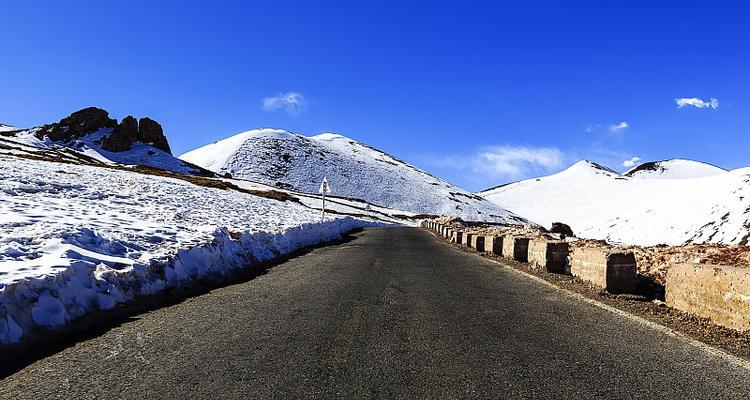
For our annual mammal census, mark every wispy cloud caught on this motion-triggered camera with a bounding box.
[418,145,565,188]
[470,145,564,180]
[608,121,629,132]
[588,121,629,133]
[262,92,306,116]
[675,97,719,109]
[586,124,601,133]
[622,156,641,167]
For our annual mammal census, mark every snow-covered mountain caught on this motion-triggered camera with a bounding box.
[479,160,750,246]
[181,129,526,223]
[0,123,17,132]
[624,159,727,179]
[2,108,208,176]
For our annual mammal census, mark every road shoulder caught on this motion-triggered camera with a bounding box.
[423,228,750,366]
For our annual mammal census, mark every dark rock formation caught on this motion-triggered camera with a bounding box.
[101,116,139,152]
[33,107,172,155]
[138,117,171,154]
[36,107,117,141]
[549,222,575,237]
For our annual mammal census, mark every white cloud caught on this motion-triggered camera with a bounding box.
[675,97,719,109]
[588,121,629,133]
[622,156,641,168]
[262,92,306,116]
[586,124,601,133]
[608,121,629,132]
[471,145,564,180]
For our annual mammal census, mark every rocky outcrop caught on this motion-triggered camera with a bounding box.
[36,107,172,155]
[35,107,117,141]
[549,222,575,237]
[101,116,139,152]
[101,116,171,154]
[138,117,171,154]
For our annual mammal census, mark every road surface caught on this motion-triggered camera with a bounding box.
[1,227,749,399]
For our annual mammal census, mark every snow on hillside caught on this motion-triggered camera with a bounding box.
[6,126,204,176]
[2,108,209,176]
[624,159,726,179]
[0,154,378,345]
[0,124,17,132]
[180,129,526,224]
[480,160,750,246]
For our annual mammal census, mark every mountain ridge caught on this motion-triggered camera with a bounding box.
[181,128,526,223]
[480,159,750,246]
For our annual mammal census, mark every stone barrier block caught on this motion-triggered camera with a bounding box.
[502,236,530,262]
[570,247,636,294]
[666,264,750,332]
[470,235,486,252]
[462,232,473,247]
[484,235,503,255]
[528,239,570,274]
[452,231,463,244]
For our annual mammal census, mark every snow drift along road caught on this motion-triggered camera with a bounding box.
[480,159,750,246]
[0,155,378,346]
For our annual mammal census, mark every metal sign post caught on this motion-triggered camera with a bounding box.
[319,177,331,221]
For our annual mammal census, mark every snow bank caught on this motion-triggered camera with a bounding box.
[0,218,371,345]
[0,155,378,345]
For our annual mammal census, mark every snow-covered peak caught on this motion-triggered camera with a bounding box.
[180,128,296,173]
[0,123,17,132]
[180,128,526,224]
[559,160,620,177]
[730,167,750,176]
[480,158,750,246]
[624,159,726,179]
[311,132,349,141]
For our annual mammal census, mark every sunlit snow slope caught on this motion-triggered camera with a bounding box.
[480,160,750,246]
[624,159,726,179]
[181,129,525,223]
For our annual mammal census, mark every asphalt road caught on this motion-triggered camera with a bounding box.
[2,227,750,399]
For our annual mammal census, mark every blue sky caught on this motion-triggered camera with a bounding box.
[1,1,748,191]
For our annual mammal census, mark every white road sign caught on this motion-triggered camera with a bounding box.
[319,177,331,194]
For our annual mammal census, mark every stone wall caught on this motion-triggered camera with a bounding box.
[666,263,750,332]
